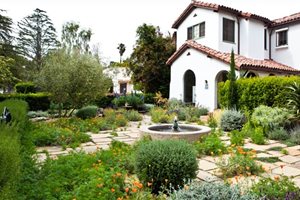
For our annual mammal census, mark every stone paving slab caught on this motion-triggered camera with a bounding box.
[244,143,287,151]
[267,151,285,157]
[92,138,112,143]
[201,156,218,163]
[80,146,98,154]
[279,155,300,164]
[36,146,64,153]
[256,153,274,158]
[198,159,218,171]
[91,133,111,139]
[286,145,300,150]
[285,148,300,156]
[197,170,220,182]
[256,161,277,171]
[80,142,96,147]
[292,177,300,188]
[36,153,47,163]
[272,166,300,177]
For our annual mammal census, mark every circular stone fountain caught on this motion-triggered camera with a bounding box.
[141,124,211,142]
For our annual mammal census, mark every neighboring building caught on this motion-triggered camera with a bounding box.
[167,1,300,111]
[103,67,134,95]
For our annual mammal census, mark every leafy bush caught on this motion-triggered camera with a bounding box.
[171,181,257,200]
[207,114,218,129]
[251,105,292,133]
[290,126,300,145]
[94,95,114,108]
[135,140,198,194]
[250,127,266,145]
[251,176,300,199]
[230,130,245,146]
[218,76,300,112]
[220,110,245,131]
[0,92,50,111]
[15,82,36,94]
[75,105,98,119]
[268,128,290,140]
[194,133,227,156]
[143,93,155,104]
[150,107,174,123]
[125,110,142,121]
[112,95,144,109]
[286,81,300,120]
[218,147,263,178]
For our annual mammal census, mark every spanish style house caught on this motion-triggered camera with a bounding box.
[167,1,300,111]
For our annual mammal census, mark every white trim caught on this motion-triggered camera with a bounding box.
[275,27,289,32]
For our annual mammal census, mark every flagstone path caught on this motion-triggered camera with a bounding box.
[35,115,300,188]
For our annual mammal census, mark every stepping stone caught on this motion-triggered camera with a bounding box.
[287,145,300,150]
[97,144,110,150]
[198,159,218,171]
[292,177,300,188]
[256,161,277,173]
[201,156,218,163]
[125,132,140,138]
[197,170,220,182]
[272,166,300,177]
[49,150,69,156]
[291,161,300,170]
[36,153,47,163]
[92,138,112,143]
[284,148,300,156]
[112,136,129,140]
[114,138,136,142]
[256,153,274,158]
[91,133,111,139]
[267,151,285,157]
[220,136,230,141]
[81,146,98,154]
[244,143,286,151]
[36,146,64,153]
[268,140,280,144]
[80,142,95,147]
[279,155,300,164]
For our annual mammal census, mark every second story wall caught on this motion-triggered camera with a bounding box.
[176,8,219,50]
[271,24,300,70]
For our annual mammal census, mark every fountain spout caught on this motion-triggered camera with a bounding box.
[173,116,179,131]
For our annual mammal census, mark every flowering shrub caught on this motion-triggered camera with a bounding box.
[217,146,263,178]
[194,133,227,156]
[251,176,299,199]
[150,107,174,123]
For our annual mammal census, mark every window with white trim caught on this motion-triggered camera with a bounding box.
[187,22,205,40]
[223,18,235,43]
[276,29,288,47]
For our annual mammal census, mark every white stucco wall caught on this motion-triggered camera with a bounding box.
[271,24,300,70]
[176,8,219,50]
[247,20,265,60]
[218,12,238,53]
[169,48,239,111]
[103,67,133,94]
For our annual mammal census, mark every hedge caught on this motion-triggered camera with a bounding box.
[0,93,51,111]
[218,76,300,112]
[14,82,36,94]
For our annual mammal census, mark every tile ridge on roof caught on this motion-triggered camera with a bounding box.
[271,12,300,26]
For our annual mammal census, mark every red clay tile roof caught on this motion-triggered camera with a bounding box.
[172,1,271,29]
[271,12,300,27]
[167,40,300,74]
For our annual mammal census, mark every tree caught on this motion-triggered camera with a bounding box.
[0,56,18,92]
[37,49,111,116]
[129,24,175,97]
[117,43,126,63]
[0,10,13,43]
[61,22,92,54]
[17,8,59,71]
[227,49,238,109]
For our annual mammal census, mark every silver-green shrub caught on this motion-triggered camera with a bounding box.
[220,110,245,131]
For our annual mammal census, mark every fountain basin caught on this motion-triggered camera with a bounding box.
[141,124,211,142]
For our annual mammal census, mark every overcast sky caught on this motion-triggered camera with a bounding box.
[1,0,300,64]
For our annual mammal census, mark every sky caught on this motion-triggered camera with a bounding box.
[1,0,300,64]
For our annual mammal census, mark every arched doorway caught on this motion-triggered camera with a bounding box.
[246,71,258,78]
[215,70,229,108]
[183,70,196,103]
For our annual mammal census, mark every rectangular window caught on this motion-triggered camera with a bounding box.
[120,83,127,94]
[264,29,267,50]
[187,22,205,40]
[223,18,235,43]
[276,29,288,47]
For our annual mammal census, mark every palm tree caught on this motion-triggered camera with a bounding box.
[117,43,126,63]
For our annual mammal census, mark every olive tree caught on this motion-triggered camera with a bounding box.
[37,49,111,116]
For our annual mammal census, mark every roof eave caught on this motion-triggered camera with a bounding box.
[240,65,300,74]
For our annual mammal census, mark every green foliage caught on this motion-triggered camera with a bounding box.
[27,110,49,118]
[220,110,245,131]
[117,43,126,62]
[286,81,300,120]
[251,176,299,199]
[75,105,98,119]
[38,49,111,115]
[94,95,114,108]
[170,181,257,200]
[125,110,142,121]
[218,147,263,178]
[268,128,290,140]
[218,76,300,112]
[0,10,13,44]
[112,95,144,109]
[251,105,292,133]
[194,133,227,156]
[255,156,280,163]
[15,82,36,94]
[17,8,59,71]
[103,109,128,128]
[250,127,266,145]
[31,122,90,148]
[227,50,238,109]
[144,93,155,104]
[129,23,176,97]
[135,140,198,194]
[0,56,18,89]
[230,130,245,146]
[290,126,300,145]
[150,107,174,123]
[207,115,218,129]
[0,92,51,111]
